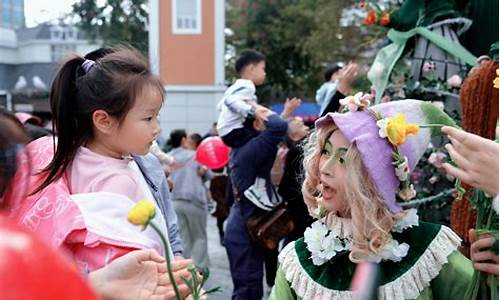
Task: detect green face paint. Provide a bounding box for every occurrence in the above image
[321,140,348,168]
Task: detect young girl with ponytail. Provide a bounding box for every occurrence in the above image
[3,47,184,274]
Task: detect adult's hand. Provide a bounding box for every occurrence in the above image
[469,229,499,275]
[89,249,197,300]
[253,104,272,123]
[281,97,302,119]
[441,126,499,197]
[337,63,358,95]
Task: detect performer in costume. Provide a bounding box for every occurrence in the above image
[269,99,473,299]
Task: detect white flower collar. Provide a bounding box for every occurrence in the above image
[304,208,419,266]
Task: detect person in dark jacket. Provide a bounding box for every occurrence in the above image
[319,62,359,117]
[278,117,313,243]
[224,108,288,300]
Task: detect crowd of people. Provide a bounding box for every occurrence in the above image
[0,44,498,300]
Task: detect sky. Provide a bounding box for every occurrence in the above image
[24,0,79,27]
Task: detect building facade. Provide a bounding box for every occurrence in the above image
[0,0,24,29]
[0,23,100,113]
[149,0,225,139]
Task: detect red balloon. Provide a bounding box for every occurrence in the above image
[195,137,230,169]
[0,214,98,300]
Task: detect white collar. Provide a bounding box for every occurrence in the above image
[304,208,420,265]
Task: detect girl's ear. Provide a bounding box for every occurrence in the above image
[92,110,117,135]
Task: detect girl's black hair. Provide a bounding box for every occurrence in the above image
[34,47,165,194]
[168,129,187,148]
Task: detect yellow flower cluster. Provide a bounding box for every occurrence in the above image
[128,199,156,229]
[378,113,419,146]
[494,69,499,89]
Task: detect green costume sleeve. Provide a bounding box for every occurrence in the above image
[430,250,474,300]
[268,267,298,300]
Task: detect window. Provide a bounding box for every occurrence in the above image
[2,0,11,10]
[2,9,10,24]
[172,0,201,34]
[13,10,22,26]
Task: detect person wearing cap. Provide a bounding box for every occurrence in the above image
[224,106,288,299]
[316,62,359,117]
[269,99,473,299]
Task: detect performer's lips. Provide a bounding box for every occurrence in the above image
[321,181,336,201]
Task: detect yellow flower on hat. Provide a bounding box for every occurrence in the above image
[377,113,419,146]
[494,69,499,89]
[128,199,156,230]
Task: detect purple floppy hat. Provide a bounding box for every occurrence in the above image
[315,99,455,213]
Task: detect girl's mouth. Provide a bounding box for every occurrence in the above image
[321,181,336,201]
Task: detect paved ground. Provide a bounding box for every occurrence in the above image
[203,215,273,300]
[204,215,233,300]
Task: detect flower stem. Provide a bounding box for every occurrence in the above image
[418,124,445,128]
[150,222,182,300]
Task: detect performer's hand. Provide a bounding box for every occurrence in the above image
[469,229,499,276]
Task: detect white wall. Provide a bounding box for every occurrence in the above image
[0,47,19,63]
[159,85,225,140]
[18,44,51,63]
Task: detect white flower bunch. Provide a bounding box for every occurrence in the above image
[304,221,349,266]
[339,92,371,112]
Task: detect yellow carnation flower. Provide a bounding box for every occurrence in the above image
[128,199,156,229]
[378,113,419,146]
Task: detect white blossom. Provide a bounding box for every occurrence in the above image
[394,156,410,181]
[398,184,417,201]
[392,209,419,233]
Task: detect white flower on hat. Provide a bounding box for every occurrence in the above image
[340,92,371,112]
[398,184,417,201]
[394,156,410,181]
[376,118,389,139]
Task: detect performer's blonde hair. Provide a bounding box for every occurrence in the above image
[302,123,402,263]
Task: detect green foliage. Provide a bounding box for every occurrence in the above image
[71,0,149,53]
[226,0,380,103]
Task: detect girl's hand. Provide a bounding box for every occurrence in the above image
[469,229,499,276]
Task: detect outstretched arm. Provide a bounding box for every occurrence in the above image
[441,126,499,197]
[89,250,199,300]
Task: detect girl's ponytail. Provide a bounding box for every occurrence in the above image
[34,56,84,194]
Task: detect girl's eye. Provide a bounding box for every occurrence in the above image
[145,117,153,121]
[339,157,345,164]
[321,149,330,156]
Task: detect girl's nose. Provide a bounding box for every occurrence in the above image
[320,158,335,177]
[153,119,161,136]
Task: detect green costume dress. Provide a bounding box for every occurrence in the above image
[269,221,473,300]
